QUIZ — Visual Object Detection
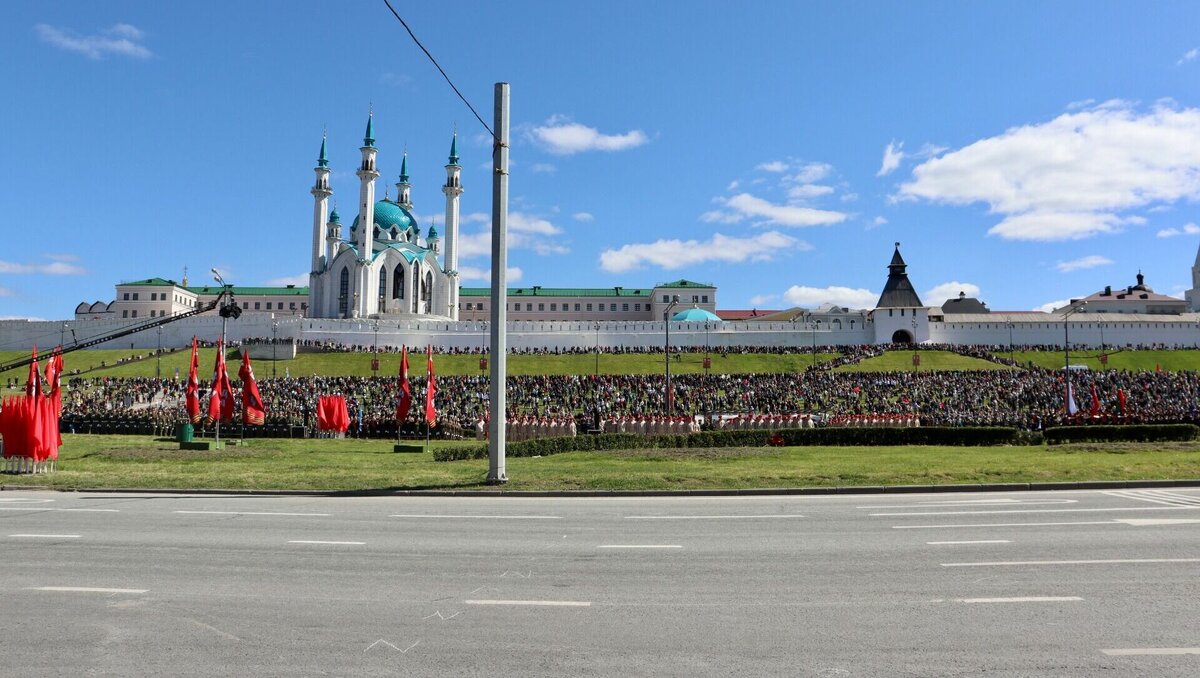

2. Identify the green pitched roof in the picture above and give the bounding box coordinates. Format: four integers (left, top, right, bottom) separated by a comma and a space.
188, 285, 309, 296
459, 286, 653, 298
118, 278, 180, 287
657, 279, 714, 289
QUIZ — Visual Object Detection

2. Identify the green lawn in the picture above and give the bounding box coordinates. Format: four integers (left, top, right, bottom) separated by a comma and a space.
1011, 349, 1200, 372
3, 434, 1198, 492
4, 349, 841, 380
837, 350, 1008, 372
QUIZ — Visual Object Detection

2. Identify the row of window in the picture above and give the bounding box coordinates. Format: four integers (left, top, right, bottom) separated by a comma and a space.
460, 302, 669, 313
662, 294, 709, 303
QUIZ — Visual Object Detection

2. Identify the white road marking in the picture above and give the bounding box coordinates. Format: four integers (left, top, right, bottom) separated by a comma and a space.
597, 545, 683, 549
287, 540, 364, 545
927, 540, 1010, 545
1104, 490, 1200, 507
943, 558, 1200, 568
174, 511, 330, 517
958, 596, 1082, 603
625, 514, 804, 520
894, 520, 1119, 530
1101, 648, 1200, 656
0, 498, 54, 503
874, 506, 1200, 517
464, 599, 590, 607
30, 587, 147, 594
0, 507, 118, 512
9, 534, 81, 539
862, 499, 1076, 509
389, 514, 561, 519
1115, 518, 1200, 526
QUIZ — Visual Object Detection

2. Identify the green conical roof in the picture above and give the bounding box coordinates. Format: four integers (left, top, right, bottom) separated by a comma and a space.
448, 133, 459, 165
428, 225, 439, 239
399, 153, 409, 183
317, 134, 329, 167
363, 113, 375, 147
329, 208, 341, 224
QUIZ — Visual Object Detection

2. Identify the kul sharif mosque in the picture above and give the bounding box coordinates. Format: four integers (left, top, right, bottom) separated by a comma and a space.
306, 112, 465, 321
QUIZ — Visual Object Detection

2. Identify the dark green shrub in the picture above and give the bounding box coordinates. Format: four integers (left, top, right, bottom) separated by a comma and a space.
1044, 424, 1199, 444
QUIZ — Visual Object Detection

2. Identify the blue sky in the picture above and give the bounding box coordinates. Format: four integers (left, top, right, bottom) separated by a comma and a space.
3, 1, 1200, 320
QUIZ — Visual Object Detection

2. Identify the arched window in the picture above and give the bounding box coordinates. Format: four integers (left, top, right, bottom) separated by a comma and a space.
338, 267, 350, 317
412, 265, 420, 313
393, 265, 405, 300
378, 267, 388, 312
423, 272, 433, 301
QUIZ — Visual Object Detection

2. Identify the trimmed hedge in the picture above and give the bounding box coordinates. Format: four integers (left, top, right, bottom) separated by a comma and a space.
433, 426, 1028, 462
1044, 424, 1199, 444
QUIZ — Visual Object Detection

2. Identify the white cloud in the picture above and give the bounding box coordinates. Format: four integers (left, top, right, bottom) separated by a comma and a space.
0, 315, 47, 321
1034, 299, 1070, 313
748, 293, 778, 306
872, 216, 888, 226
1055, 255, 1114, 272
46, 253, 79, 262
0, 259, 86, 275
456, 212, 568, 259
756, 160, 788, 173
924, 281, 981, 303
599, 231, 804, 273
782, 285, 877, 309
786, 162, 833, 184
35, 23, 152, 60
702, 193, 847, 228
528, 116, 648, 155
531, 163, 556, 173
1178, 48, 1199, 66
573, 212, 594, 222
877, 140, 905, 176
786, 184, 834, 200
898, 102, 1200, 241
1157, 222, 1200, 238
457, 266, 523, 284
265, 273, 310, 287
726, 180, 740, 191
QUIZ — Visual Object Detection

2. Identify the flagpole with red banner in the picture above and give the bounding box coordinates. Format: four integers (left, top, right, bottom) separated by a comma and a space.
239, 350, 266, 426
185, 337, 202, 426
424, 345, 437, 452
396, 346, 412, 442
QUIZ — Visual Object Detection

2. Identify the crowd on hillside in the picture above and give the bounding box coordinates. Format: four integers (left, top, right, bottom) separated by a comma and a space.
42, 351, 1200, 437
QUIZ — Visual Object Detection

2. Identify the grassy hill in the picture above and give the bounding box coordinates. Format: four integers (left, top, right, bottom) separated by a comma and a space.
837, 350, 1008, 372
1010, 349, 1200, 372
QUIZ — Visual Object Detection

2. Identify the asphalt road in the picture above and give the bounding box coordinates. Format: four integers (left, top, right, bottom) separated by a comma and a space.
2, 488, 1199, 677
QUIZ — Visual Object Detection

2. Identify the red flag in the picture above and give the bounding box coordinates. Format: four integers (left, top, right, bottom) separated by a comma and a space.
44, 347, 64, 447
1089, 384, 1101, 416
396, 347, 412, 423
1117, 388, 1127, 414
238, 351, 266, 425
185, 337, 202, 424
424, 345, 437, 426
1156, 363, 1162, 373
207, 337, 235, 425
25, 345, 41, 398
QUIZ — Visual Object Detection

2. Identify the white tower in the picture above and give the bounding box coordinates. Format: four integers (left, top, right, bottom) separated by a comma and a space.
308, 133, 332, 317
355, 112, 379, 318
1187, 241, 1200, 311
442, 133, 463, 320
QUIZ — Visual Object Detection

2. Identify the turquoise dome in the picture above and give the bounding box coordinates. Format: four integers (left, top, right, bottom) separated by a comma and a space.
671, 306, 722, 322
350, 199, 416, 232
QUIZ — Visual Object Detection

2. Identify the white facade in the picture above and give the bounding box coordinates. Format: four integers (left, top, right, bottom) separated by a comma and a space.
306, 115, 462, 321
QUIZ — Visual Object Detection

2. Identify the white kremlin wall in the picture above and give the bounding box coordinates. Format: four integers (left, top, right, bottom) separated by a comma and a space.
4, 312, 1199, 354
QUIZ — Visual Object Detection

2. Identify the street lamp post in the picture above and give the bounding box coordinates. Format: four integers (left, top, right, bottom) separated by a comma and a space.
594, 322, 601, 376
271, 319, 278, 379
664, 295, 679, 415
810, 318, 820, 369
1063, 302, 1087, 415
156, 327, 162, 378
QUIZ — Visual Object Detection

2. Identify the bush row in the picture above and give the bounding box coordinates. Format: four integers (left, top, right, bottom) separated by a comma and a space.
1043, 424, 1199, 444
433, 426, 1031, 462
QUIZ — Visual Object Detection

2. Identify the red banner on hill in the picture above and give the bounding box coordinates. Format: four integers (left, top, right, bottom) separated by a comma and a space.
316, 395, 349, 432
185, 337, 202, 424
396, 347, 412, 423
424, 345, 437, 426
239, 351, 266, 426
207, 337, 235, 425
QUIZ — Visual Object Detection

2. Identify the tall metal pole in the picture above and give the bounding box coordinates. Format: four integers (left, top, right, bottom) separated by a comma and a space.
272, 320, 278, 378
664, 296, 678, 415
594, 322, 601, 375
487, 82, 510, 485
216, 310, 227, 445
156, 327, 162, 378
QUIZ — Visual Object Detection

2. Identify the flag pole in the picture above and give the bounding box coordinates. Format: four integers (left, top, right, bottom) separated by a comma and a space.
487, 82, 510, 484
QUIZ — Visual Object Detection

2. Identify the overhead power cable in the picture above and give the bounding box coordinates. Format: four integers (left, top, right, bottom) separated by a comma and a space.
382, 0, 495, 140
